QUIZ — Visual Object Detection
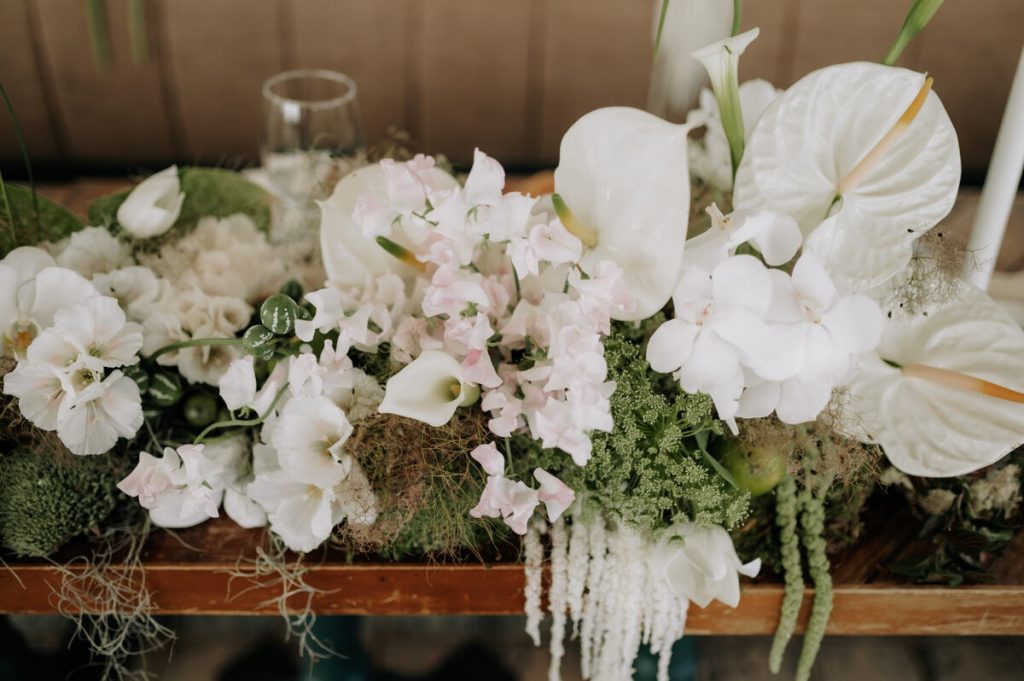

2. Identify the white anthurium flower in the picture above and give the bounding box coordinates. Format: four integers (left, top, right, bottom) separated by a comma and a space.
652, 523, 761, 608
684, 204, 802, 271
117, 165, 185, 238
318, 163, 459, 287
836, 285, 1024, 478
647, 0, 734, 121
646, 255, 773, 425
734, 62, 961, 292
378, 350, 478, 427
271, 395, 354, 488
0, 247, 99, 358
553, 107, 691, 320
687, 79, 781, 191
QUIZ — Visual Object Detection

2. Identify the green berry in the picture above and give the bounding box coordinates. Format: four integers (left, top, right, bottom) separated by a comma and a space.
148, 371, 183, 407
718, 438, 787, 496
183, 393, 219, 427
260, 294, 298, 335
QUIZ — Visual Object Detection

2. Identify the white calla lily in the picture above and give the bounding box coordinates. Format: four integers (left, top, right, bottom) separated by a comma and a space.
647, 0, 734, 121
652, 522, 761, 608
734, 62, 960, 291
378, 350, 476, 427
318, 163, 459, 287
838, 285, 1024, 477
117, 165, 185, 239
553, 107, 691, 320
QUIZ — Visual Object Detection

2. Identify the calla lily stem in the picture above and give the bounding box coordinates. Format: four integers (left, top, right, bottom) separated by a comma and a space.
147, 336, 246, 363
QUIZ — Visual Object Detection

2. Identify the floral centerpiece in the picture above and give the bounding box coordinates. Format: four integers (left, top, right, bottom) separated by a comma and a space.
1, 1, 1023, 679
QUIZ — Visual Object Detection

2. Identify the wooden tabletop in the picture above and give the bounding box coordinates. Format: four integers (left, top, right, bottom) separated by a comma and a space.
1, 179, 1022, 632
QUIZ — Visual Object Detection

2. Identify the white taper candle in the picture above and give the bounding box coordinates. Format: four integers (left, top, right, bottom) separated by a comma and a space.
966, 46, 1024, 290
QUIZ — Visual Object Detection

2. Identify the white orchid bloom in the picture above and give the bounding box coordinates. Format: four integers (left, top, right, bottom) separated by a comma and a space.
319, 162, 459, 287
684, 204, 802, 271
652, 523, 761, 608
0, 247, 99, 358
687, 79, 781, 191
271, 395, 355, 488
117, 165, 185, 238
837, 285, 1024, 477
690, 28, 761, 174
378, 350, 477, 427
647, 0, 734, 121
646, 255, 773, 425
734, 62, 960, 292
553, 107, 691, 320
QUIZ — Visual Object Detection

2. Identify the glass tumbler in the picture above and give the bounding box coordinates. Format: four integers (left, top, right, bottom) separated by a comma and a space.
261, 69, 365, 240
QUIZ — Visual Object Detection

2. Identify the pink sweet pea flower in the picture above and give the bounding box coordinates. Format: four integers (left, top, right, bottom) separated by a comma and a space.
534, 468, 575, 521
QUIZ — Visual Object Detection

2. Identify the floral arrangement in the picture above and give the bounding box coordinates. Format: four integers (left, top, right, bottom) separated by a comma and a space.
1, 2, 1023, 679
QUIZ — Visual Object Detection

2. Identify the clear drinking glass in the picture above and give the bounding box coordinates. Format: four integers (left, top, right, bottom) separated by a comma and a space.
261, 69, 364, 239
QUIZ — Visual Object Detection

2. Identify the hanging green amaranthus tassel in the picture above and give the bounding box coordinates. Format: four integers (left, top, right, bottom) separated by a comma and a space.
795, 481, 833, 681
768, 475, 804, 673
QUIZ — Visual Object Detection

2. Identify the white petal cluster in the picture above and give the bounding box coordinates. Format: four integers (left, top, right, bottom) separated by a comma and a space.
117, 165, 185, 239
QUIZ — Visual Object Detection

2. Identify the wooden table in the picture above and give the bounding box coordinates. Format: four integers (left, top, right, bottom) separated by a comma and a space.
1, 179, 1022, 634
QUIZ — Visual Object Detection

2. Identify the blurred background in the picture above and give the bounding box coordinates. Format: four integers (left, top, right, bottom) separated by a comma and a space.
1, 0, 1023, 179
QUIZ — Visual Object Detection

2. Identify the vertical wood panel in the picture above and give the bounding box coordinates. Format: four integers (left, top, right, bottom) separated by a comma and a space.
538, 0, 652, 161
0, 0, 61, 163
291, 0, 407, 146
162, 0, 283, 162
740, 0, 794, 86
419, 0, 533, 164
916, 0, 1024, 174
34, 0, 174, 162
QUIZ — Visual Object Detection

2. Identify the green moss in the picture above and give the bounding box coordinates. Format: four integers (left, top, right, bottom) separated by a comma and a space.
517, 332, 750, 531
0, 450, 126, 557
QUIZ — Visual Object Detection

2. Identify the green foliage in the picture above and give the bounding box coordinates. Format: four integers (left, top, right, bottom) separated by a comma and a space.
88, 167, 271, 233
0, 184, 85, 255
518, 332, 750, 531
0, 450, 126, 557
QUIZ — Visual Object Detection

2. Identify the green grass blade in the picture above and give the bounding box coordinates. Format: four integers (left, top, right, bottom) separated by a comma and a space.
0, 81, 37, 227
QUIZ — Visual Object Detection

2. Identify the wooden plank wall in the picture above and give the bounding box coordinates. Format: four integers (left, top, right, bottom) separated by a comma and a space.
1, 0, 1022, 172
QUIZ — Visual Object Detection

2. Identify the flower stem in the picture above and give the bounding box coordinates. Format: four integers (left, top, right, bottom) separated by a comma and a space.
883, 0, 945, 66
147, 337, 245, 363
193, 385, 289, 444
731, 0, 743, 37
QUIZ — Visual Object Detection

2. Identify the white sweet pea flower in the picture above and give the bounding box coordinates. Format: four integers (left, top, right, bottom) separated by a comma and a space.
533, 468, 575, 522
119, 445, 225, 529
653, 523, 761, 608
0, 247, 99, 358
319, 161, 459, 286
54, 226, 133, 278
684, 204, 802, 271
271, 396, 354, 488
836, 285, 1024, 477
218, 355, 258, 411
647, 0, 734, 120
117, 165, 185, 238
378, 350, 477, 427
508, 218, 583, 279
687, 80, 781, 191
646, 255, 773, 425
553, 107, 691, 320
734, 63, 960, 291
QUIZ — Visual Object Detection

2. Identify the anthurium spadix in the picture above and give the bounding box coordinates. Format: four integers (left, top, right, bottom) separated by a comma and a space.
837, 285, 1024, 478
318, 163, 458, 287
733, 62, 961, 292
553, 107, 691, 321
378, 350, 480, 427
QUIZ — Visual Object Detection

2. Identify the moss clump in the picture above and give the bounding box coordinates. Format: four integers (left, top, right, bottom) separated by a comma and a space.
0, 450, 126, 557
520, 333, 750, 531
340, 410, 506, 559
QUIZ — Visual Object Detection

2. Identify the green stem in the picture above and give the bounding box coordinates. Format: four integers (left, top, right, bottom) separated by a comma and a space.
127, 0, 150, 64
654, 0, 671, 56
147, 337, 245, 363
85, 0, 112, 70
883, 0, 945, 66
769, 476, 804, 673
731, 0, 743, 37
0, 167, 17, 250
194, 385, 289, 444
0, 82, 36, 228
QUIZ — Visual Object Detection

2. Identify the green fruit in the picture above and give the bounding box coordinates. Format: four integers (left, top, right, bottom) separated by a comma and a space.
718, 438, 788, 496
243, 324, 276, 358
148, 371, 183, 407
183, 393, 219, 427
280, 279, 303, 302
260, 294, 298, 335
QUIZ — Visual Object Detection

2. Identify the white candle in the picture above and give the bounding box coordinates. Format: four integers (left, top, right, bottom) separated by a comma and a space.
966, 46, 1024, 290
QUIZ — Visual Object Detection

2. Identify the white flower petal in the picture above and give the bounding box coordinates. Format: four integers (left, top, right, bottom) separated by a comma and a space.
646, 318, 699, 374
378, 350, 465, 427
117, 166, 185, 239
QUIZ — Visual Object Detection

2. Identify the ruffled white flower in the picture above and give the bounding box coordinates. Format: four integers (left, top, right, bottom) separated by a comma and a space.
0, 247, 99, 358
271, 395, 355, 488
92, 266, 165, 322
646, 255, 773, 425
117, 165, 185, 238
652, 523, 761, 608
52, 226, 133, 278
379, 350, 476, 427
